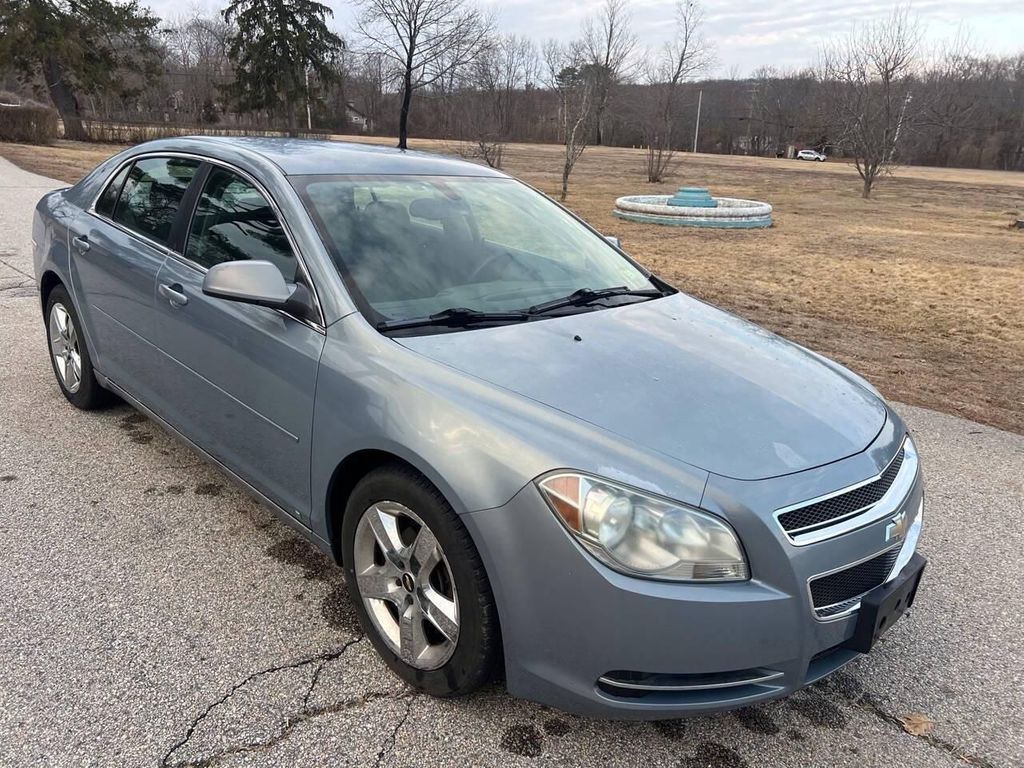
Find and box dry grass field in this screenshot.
[2,137,1022,434]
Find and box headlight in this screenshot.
[537,473,749,581]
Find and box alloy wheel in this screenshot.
[352,501,460,669]
[49,303,82,394]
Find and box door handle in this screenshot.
[71,235,90,253]
[159,282,188,307]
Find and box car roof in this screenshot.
[136,136,509,178]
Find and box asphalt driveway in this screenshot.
[0,156,1021,767]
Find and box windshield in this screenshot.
[290,174,659,330]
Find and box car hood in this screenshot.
[397,293,886,480]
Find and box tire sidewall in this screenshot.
[44,285,106,409]
[341,467,495,696]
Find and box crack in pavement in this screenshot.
[822,675,1002,768]
[851,695,1001,768]
[301,639,356,713]
[374,692,416,768]
[0,279,35,296]
[0,255,33,279]
[161,636,364,768]
[166,690,407,768]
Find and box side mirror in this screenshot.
[604,235,622,249]
[202,260,295,310]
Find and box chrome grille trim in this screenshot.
[807,496,923,622]
[886,496,924,582]
[808,545,901,619]
[780,448,904,535]
[775,437,918,546]
[597,669,784,692]
[814,596,863,619]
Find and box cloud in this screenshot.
[149,0,1023,77]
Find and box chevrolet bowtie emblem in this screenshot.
[886,510,908,543]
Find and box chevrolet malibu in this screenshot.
[33,137,925,718]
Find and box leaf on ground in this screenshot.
[898,712,936,736]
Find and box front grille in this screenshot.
[779,447,904,534]
[810,546,900,616]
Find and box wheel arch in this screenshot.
[325,448,436,565]
[39,269,64,315]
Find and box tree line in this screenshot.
[1,0,1022,197]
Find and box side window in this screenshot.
[95,164,130,218]
[186,167,298,282]
[112,157,200,246]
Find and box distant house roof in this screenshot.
[345,102,368,119]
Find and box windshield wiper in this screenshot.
[377,306,532,332]
[526,286,667,315]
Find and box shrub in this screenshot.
[79,120,182,143]
[0,104,58,144]
[78,119,332,144]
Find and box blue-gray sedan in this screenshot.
[33,137,925,718]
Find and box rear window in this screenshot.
[95,164,130,218]
[111,157,200,246]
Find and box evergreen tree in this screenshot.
[0,0,161,140]
[222,0,344,135]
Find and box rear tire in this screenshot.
[44,285,113,410]
[342,464,500,696]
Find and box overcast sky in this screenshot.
[161,0,1024,77]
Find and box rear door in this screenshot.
[150,164,325,520]
[68,156,202,409]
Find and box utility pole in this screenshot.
[746,84,757,155]
[305,68,312,131]
[692,88,703,153]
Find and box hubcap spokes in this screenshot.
[353,501,459,670]
[49,304,81,394]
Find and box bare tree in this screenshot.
[917,32,981,166]
[582,0,636,145]
[641,0,710,182]
[457,34,538,167]
[992,53,1024,171]
[351,51,391,132]
[543,39,595,201]
[476,35,538,137]
[163,11,233,123]
[820,8,920,198]
[355,0,492,149]
[747,66,822,156]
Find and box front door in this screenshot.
[150,165,325,520]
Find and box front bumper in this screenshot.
[463,438,924,719]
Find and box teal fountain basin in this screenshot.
[667,187,718,207]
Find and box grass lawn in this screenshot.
[2,136,1022,434]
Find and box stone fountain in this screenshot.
[613,187,772,228]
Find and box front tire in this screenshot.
[44,285,112,410]
[342,464,500,696]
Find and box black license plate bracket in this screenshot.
[845,553,926,654]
